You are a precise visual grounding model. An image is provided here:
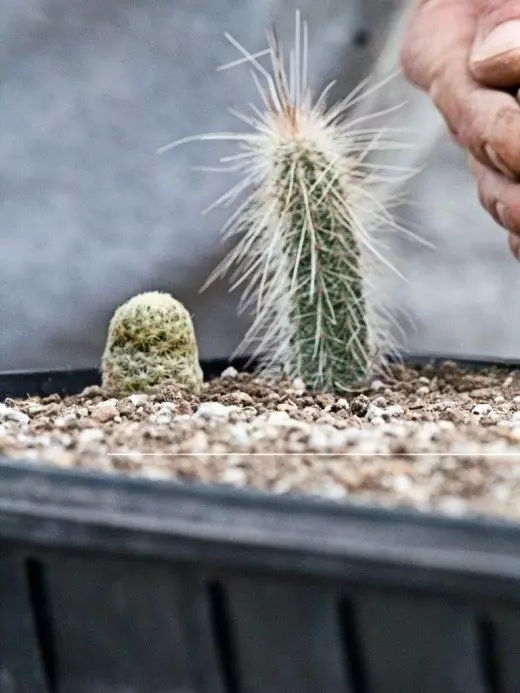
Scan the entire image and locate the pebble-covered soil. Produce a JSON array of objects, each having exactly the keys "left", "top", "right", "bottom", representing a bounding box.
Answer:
[{"left": 3, "top": 361, "right": 520, "bottom": 520}]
